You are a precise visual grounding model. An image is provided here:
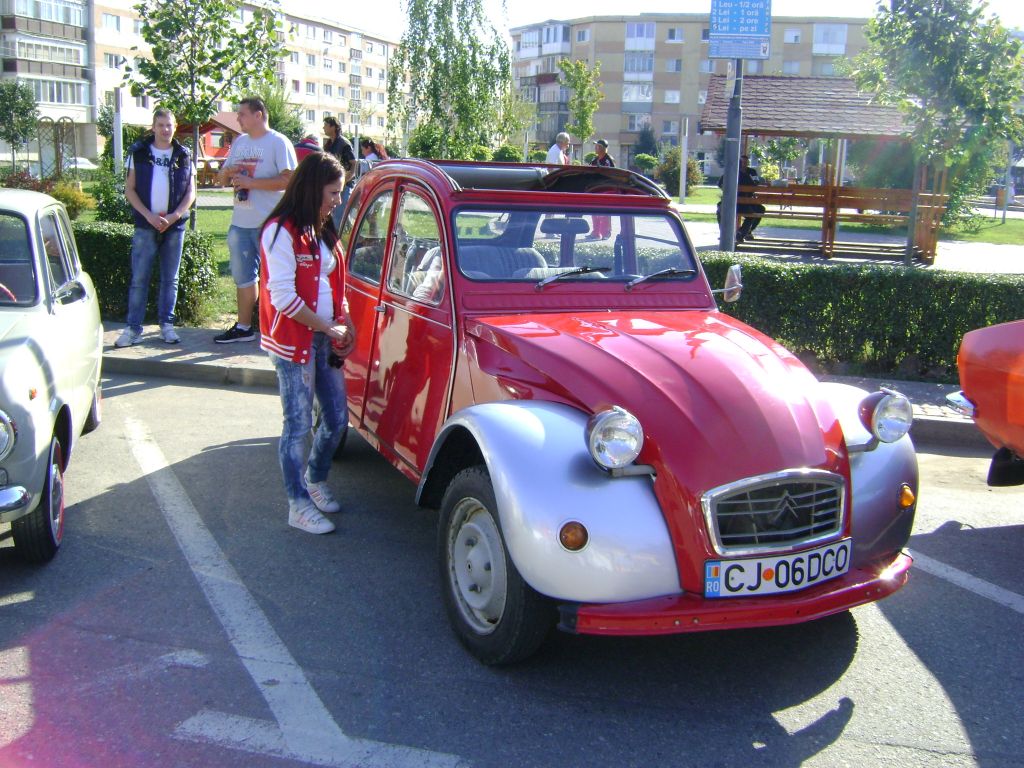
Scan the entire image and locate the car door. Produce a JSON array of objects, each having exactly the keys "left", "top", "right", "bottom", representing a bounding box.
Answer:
[
  {"left": 358, "top": 185, "right": 455, "bottom": 474},
  {"left": 38, "top": 206, "right": 97, "bottom": 432}
]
